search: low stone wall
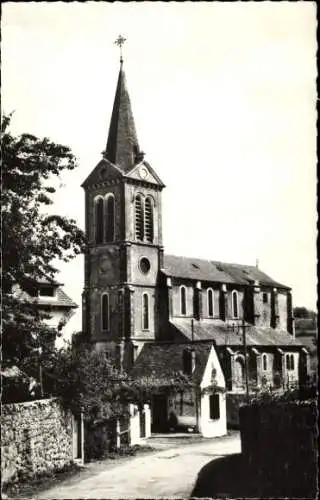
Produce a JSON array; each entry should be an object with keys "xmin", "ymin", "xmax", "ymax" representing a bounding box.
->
[
  {"xmin": 239, "ymin": 401, "xmax": 317, "ymax": 497},
  {"xmin": 1, "ymin": 398, "xmax": 74, "ymax": 485},
  {"xmin": 226, "ymin": 393, "xmax": 246, "ymax": 428}
]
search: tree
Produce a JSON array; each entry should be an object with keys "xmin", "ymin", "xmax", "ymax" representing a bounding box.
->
[
  {"xmin": 2, "ymin": 113, "xmax": 85, "ymax": 367},
  {"xmin": 42, "ymin": 344, "xmax": 125, "ymax": 420},
  {"xmin": 293, "ymin": 307, "xmax": 316, "ymax": 320}
]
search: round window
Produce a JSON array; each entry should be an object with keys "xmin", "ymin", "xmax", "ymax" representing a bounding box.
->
[{"xmin": 139, "ymin": 257, "xmax": 151, "ymax": 274}]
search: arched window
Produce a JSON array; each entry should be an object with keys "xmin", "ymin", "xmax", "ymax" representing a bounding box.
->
[
  {"xmin": 232, "ymin": 290, "xmax": 239, "ymax": 318},
  {"xmin": 105, "ymin": 195, "xmax": 115, "ymax": 242},
  {"xmin": 101, "ymin": 293, "xmax": 110, "ymax": 331},
  {"xmin": 135, "ymin": 195, "xmax": 144, "ymax": 241},
  {"xmin": 183, "ymin": 349, "xmax": 194, "ymax": 375},
  {"xmin": 262, "ymin": 354, "xmax": 267, "ymax": 371},
  {"xmin": 286, "ymin": 354, "xmax": 290, "ymax": 370},
  {"xmin": 142, "ymin": 293, "xmax": 149, "ymax": 330},
  {"xmin": 144, "ymin": 197, "xmax": 154, "ymax": 243},
  {"xmin": 290, "ymin": 354, "xmax": 295, "ymax": 371},
  {"xmin": 286, "ymin": 354, "xmax": 295, "ymax": 371},
  {"xmin": 95, "ymin": 197, "xmax": 104, "ymax": 244},
  {"xmin": 207, "ymin": 288, "xmax": 214, "ymax": 317},
  {"xmin": 234, "ymin": 356, "xmax": 245, "ymax": 388},
  {"xmin": 180, "ymin": 286, "xmax": 187, "ymax": 316}
]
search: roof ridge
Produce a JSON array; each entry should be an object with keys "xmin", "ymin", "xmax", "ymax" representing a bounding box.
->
[{"xmin": 164, "ymin": 253, "xmax": 254, "ymax": 268}]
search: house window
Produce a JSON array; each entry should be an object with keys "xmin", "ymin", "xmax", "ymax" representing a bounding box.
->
[
  {"xmin": 286, "ymin": 354, "xmax": 295, "ymax": 371},
  {"xmin": 182, "ymin": 349, "xmax": 194, "ymax": 375},
  {"xmin": 101, "ymin": 293, "xmax": 110, "ymax": 331},
  {"xmin": 262, "ymin": 354, "xmax": 268, "ymax": 371},
  {"xmin": 263, "ymin": 292, "xmax": 268, "ymax": 304},
  {"xmin": 142, "ymin": 293, "xmax": 149, "ymax": 330},
  {"xmin": 207, "ymin": 288, "xmax": 214, "ymax": 317},
  {"xmin": 232, "ymin": 290, "xmax": 239, "ymax": 318},
  {"xmin": 39, "ymin": 286, "xmax": 55, "ymax": 297},
  {"xmin": 209, "ymin": 394, "xmax": 220, "ymax": 420},
  {"xmin": 105, "ymin": 195, "xmax": 115, "ymax": 242},
  {"xmin": 135, "ymin": 195, "xmax": 144, "ymax": 241},
  {"xmin": 180, "ymin": 286, "xmax": 187, "ymax": 316},
  {"xmin": 144, "ymin": 197, "xmax": 154, "ymax": 243},
  {"xmin": 95, "ymin": 197, "xmax": 104, "ymax": 244}
]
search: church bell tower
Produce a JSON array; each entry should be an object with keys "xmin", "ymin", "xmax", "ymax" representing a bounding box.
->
[{"xmin": 81, "ymin": 36, "xmax": 165, "ymax": 370}]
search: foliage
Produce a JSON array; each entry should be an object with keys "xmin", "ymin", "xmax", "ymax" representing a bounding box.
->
[
  {"xmin": 122, "ymin": 370, "xmax": 195, "ymax": 407},
  {"xmin": 293, "ymin": 306, "xmax": 317, "ymax": 320},
  {"xmin": 2, "ymin": 113, "xmax": 85, "ymax": 366},
  {"xmin": 247, "ymin": 381, "xmax": 317, "ymax": 406},
  {"xmin": 201, "ymin": 383, "xmax": 226, "ymax": 396},
  {"xmin": 40, "ymin": 343, "xmax": 200, "ymax": 424},
  {"xmin": 41, "ymin": 344, "xmax": 127, "ymax": 422}
]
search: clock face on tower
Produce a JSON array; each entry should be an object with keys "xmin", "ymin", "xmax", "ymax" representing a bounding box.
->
[{"xmin": 139, "ymin": 166, "xmax": 149, "ymax": 180}]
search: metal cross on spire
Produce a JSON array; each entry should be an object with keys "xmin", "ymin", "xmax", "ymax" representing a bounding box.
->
[{"xmin": 114, "ymin": 34, "xmax": 127, "ymax": 64}]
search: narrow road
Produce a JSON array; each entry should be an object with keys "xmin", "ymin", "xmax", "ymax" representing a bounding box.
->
[{"xmin": 35, "ymin": 433, "xmax": 241, "ymax": 499}]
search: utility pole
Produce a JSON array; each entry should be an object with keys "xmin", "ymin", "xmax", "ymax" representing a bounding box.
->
[
  {"xmin": 242, "ymin": 317, "xmax": 250, "ymax": 402},
  {"xmin": 226, "ymin": 317, "xmax": 250, "ymax": 402}
]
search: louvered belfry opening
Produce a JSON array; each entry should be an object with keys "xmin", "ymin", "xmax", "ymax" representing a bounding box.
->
[
  {"xmin": 135, "ymin": 195, "xmax": 144, "ymax": 240},
  {"xmin": 144, "ymin": 197, "xmax": 154, "ymax": 243}
]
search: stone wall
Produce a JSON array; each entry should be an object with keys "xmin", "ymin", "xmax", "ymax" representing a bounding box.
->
[
  {"xmin": 1, "ymin": 398, "xmax": 74, "ymax": 485},
  {"xmin": 239, "ymin": 401, "xmax": 317, "ymax": 497},
  {"xmin": 226, "ymin": 393, "xmax": 246, "ymax": 428}
]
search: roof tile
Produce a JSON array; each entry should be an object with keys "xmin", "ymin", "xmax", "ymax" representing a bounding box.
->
[
  {"xmin": 170, "ymin": 318, "xmax": 302, "ymax": 347},
  {"xmin": 162, "ymin": 254, "xmax": 289, "ymax": 289},
  {"xmin": 131, "ymin": 342, "xmax": 212, "ymax": 385}
]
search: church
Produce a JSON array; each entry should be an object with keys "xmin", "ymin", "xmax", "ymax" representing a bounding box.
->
[{"xmin": 80, "ymin": 47, "xmax": 309, "ymax": 430}]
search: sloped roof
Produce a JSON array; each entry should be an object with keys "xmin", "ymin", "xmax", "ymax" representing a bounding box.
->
[
  {"xmin": 23, "ymin": 274, "xmax": 63, "ymax": 286},
  {"xmin": 81, "ymin": 158, "xmax": 124, "ymax": 189},
  {"xmin": 131, "ymin": 342, "xmax": 212, "ymax": 385},
  {"xmin": 162, "ymin": 254, "xmax": 289, "ymax": 289},
  {"xmin": 124, "ymin": 160, "xmax": 165, "ymax": 188},
  {"xmin": 104, "ymin": 63, "xmax": 141, "ymax": 173},
  {"xmin": 14, "ymin": 286, "xmax": 78, "ymax": 309},
  {"xmin": 170, "ymin": 318, "xmax": 302, "ymax": 347}
]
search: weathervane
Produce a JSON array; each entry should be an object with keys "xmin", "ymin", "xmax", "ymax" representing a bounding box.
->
[{"xmin": 114, "ymin": 34, "xmax": 127, "ymax": 64}]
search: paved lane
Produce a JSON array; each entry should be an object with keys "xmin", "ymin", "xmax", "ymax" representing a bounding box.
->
[{"xmin": 35, "ymin": 433, "xmax": 241, "ymax": 499}]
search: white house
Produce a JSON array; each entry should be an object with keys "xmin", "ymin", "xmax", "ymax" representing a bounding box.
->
[
  {"xmin": 13, "ymin": 277, "xmax": 78, "ymax": 348},
  {"xmin": 131, "ymin": 342, "xmax": 227, "ymax": 438}
]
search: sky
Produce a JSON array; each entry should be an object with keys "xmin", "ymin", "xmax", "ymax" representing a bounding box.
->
[{"xmin": 2, "ymin": 2, "xmax": 317, "ymax": 339}]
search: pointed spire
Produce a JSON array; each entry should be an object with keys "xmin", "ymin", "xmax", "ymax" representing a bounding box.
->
[{"xmin": 103, "ymin": 36, "xmax": 143, "ymax": 172}]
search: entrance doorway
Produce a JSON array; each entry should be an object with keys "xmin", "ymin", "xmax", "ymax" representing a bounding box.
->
[{"xmin": 152, "ymin": 395, "xmax": 168, "ymax": 432}]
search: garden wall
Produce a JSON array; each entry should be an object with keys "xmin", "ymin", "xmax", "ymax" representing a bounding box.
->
[
  {"xmin": 1, "ymin": 398, "xmax": 76, "ymax": 485},
  {"xmin": 239, "ymin": 401, "xmax": 317, "ymax": 497},
  {"xmin": 226, "ymin": 393, "xmax": 246, "ymax": 428}
]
